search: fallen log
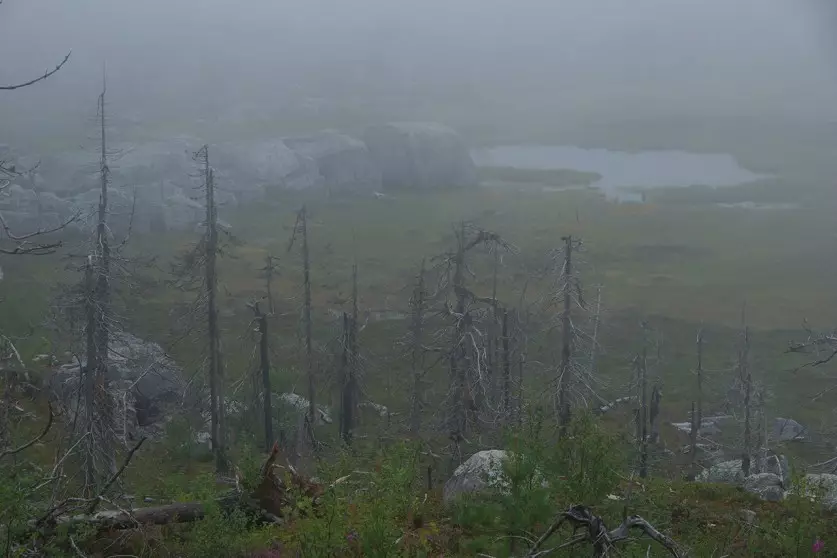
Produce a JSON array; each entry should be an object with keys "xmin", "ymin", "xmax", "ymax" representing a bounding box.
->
[
  {"xmin": 42, "ymin": 442, "xmax": 312, "ymax": 532},
  {"xmin": 57, "ymin": 502, "xmax": 208, "ymax": 530}
]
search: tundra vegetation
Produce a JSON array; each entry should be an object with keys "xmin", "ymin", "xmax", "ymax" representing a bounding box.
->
[{"xmin": 4, "ymin": 2, "xmax": 837, "ymax": 557}]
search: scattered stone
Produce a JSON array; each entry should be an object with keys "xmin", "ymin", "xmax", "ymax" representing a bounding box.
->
[
  {"xmin": 443, "ymin": 450, "xmax": 509, "ymax": 503},
  {"xmin": 738, "ymin": 509, "xmax": 757, "ymax": 525}
]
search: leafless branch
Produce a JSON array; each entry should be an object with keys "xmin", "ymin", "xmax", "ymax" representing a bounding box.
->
[
  {"xmin": 0, "ymin": 403, "xmax": 53, "ymax": 461},
  {"xmin": 0, "ymin": 51, "xmax": 72, "ymax": 91},
  {"xmin": 520, "ymin": 505, "xmax": 687, "ymax": 558}
]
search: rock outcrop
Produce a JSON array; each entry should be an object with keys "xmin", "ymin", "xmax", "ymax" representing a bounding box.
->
[
  {"xmin": 363, "ymin": 122, "xmax": 478, "ymax": 190},
  {"xmin": 213, "ymin": 140, "xmax": 323, "ymax": 195},
  {"xmin": 285, "ymin": 131, "xmax": 380, "ymax": 193},
  {"xmin": 5, "ymin": 123, "xmax": 476, "ymax": 233}
]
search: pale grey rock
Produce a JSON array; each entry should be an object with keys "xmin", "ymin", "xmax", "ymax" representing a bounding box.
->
[
  {"xmin": 363, "ymin": 122, "xmax": 478, "ymax": 190},
  {"xmin": 46, "ymin": 332, "xmax": 185, "ymax": 439},
  {"xmin": 773, "ymin": 417, "xmax": 806, "ymax": 442},
  {"xmin": 214, "ymin": 140, "xmax": 323, "ymax": 192},
  {"xmin": 443, "ymin": 450, "xmax": 509, "ymax": 503},
  {"xmin": 696, "ymin": 460, "xmax": 747, "ymax": 485},
  {"xmin": 743, "ymin": 473, "xmax": 784, "ymax": 502},
  {"xmin": 285, "ymin": 131, "xmax": 381, "ymax": 192},
  {"xmin": 797, "ymin": 474, "xmax": 837, "ymax": 510}
]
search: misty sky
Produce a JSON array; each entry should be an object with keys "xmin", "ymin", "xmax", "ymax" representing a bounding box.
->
[{"xmin": 2, "ymin": 0, "xmax": 837, "ymax": 148}]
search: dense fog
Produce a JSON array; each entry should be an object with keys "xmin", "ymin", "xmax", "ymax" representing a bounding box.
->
[{"xmin": 3, "ymin": 0, "xmax": 837, "ymax": 148}]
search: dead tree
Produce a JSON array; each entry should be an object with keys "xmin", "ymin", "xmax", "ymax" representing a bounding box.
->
[
  {"xmin": 431, "ymin": 224, "xmax": 514, "ymax": 453},
  {"xmin": 249, "ymin": 301, "xmax": 273, "ymax": 452},
  {"xmin": 501, "ymin": 309, "xmax": 512, "ymax": 421},
  {"xmin": 195, "ymin": 145, "xmax": 227, "ymax": 473},
  {"xmin": 78, "ymin": 84, "xmax": 117, "ymax": 495},
  {"xmin": 261, "ymin": 254, "xmax": 279, "ymax": 315},
  {"xmin": 636, "ymin": 323, "xmax": 650, "ymax": 478},
  {"xmin": 339, "ymin": 264, "xmax": 359, "ymax": 445},
  {"xmin": 588, "ymin": 285, "xmax": 603, "ymax": 378},
  {"xmin": 408, "ymin": 259, "xmax": 427, "ymax": 435},
  {"xmin": 550, "ymin": 235, "xmax": 585, "ymax": 427},
  {"xmin": 739, "ymin": 320, "xmax": 752, "ymax": 476},
  {"xmin": 690, "ymin": 329, "xmax": 704, "ymax": 468},
  {"xmin": 650, "ymin": 384, "xmax": 661, "ymax": 444},
  {"xmin": 287, "ymin": 206, "xmax": 315, "ymax": 426}
]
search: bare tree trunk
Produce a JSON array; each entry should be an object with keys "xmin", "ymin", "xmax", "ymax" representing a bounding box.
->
[
  {"xmin": 517, "ymin": 310, "xmax": 528, "ymax": 427},
  {"xmin": 690, "ymin": 329, "xmax": 704, "ymax": 468},
  {"xmin": 638, "ymin": 326, "xmax": 649, "ymax": 479},
  {"xmin": 202, "ymin": 147, "xmax": 226, "ymax": 474},
  {"xmin": 264, "ymin": 255, "xmax": 277, "ymax": 316},
  {"xmin": 301, "ymin": 206, "xmax": 315, "ymax": 427},
  {"xmin": 740, "ymin": 324, "xmax": 752, "ymax": 477},
  {"xmin": 649, "ymin": 384, "xmax": 661, "ymax": 444},
  {"xmin": 339, "ymin": 264, "xmax": 359, "ymax": 445},
  {"xmin": 589, "ymin": 285, "xmax": 602, "ymax": 376},
  {"xmin": 558, "ymin": 235, "xmax": 573, "ymax": 427},
  {"xmin": 409, "ymin": 260, "xmax": 426, "ymax": 435},
  {"xmin": 450, "ymin": 224, "xmax": 467, "ymax": 442},
  {"xmin": 86, "ymin": 86, "xmax": 115, "ymax": 490},
  {"xmin": 501, "ymin": 309, "xmax": 511, "ymax": 421},
  {"xmin": 255, "ymin": 303, "xmax": 272, "ymax": 452},
  {"xmin": 489, "ymin": 246, "xmax": 499, "ymax": 407},
  {"xmin": 83, "ymin": 255, "xmax": 97, "ymax": 496}
]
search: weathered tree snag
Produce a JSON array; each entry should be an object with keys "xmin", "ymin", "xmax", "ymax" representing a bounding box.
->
[
  {"xmin": 249, "ymin": 301, "xmax": 273, "ymax": 452},
  {"xmin": 557, "ymin": 235, "xmax": 574, "ymax": 428},
  {"xmin": 740, "ymin": 322, "xmax": 752, "ymax": 477},
  {"xmin": 690, "ymin": 329, "xmax": 704, "ymax": 469},
  {"xmin": 637, "ymin": 323, "xmax": 650, "ymax": 479},
  {"xmin": 501, "ymin": 309, "xmax": 511, "ymax": 420},
  {"xmin": 93, "ymin": 84, "xmax": 115, "ymax": 483},
  {"xmin": 199, "ymin": 145, "xmax": 227, "ymax": 474},
  {"xmin": 650, "ymin": 384, "xmax": 661, "ymax": 444},
  {"xmin": 408, "ymin": 260, "xmax": 426, "ymax": 435}
]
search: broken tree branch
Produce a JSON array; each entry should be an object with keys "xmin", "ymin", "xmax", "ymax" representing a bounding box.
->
[
  {"xmin": 0, "ymin": 51, "xmax": 72, "ymax": 91},
  {"xmin": 0, "ymin": 403, "xmax": 53, "ymax": 461},
  {"xmin": 521, "ymin": 505, "xmax": 687, "ymax": 558}
]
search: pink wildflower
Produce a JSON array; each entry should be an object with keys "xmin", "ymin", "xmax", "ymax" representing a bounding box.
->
[{"xmin": 812, "ymin": 539, "xmax": 825, "ymax": 553}]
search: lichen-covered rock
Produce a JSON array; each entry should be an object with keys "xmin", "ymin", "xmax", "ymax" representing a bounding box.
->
[
  {"xmin": 743, "ymin": 473, "xmax": 784, "ymax": 502},
  {"xmin": 696, "ymin": 460, "xmax": 747, "ymax": 485},
  {"xmin": 773, "ymin": 417, "xmax": 806, "ymax": 442},
  {"xmin": 797, "ymin": 474, "xmax": 837, "ymax": 510},
  {"xmin": 214, "ymin": 140, "xmax": 323, "ymax": 192},
  {"xmin": 45, "ymin": 332, "xmax": 185, "ymax": 439},
  {"xmin": 443, "ymin": 450, "xmax": 508, "ymax": 503},
  {"xmin": 285, "ymin": 131, "xmax": 381, "ymax": 192},
  {"xmin": 363, "ymin": 122, "xmax": 478, "ymax": 190},
  {"xmin": 275, "ymin": 392, "xmax": 332, "ymax": 424}
]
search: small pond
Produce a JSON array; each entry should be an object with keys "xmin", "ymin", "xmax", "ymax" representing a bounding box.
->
[{"xmin": 471, "ymin": 145, "xmax": 767, "ymax": 202}]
